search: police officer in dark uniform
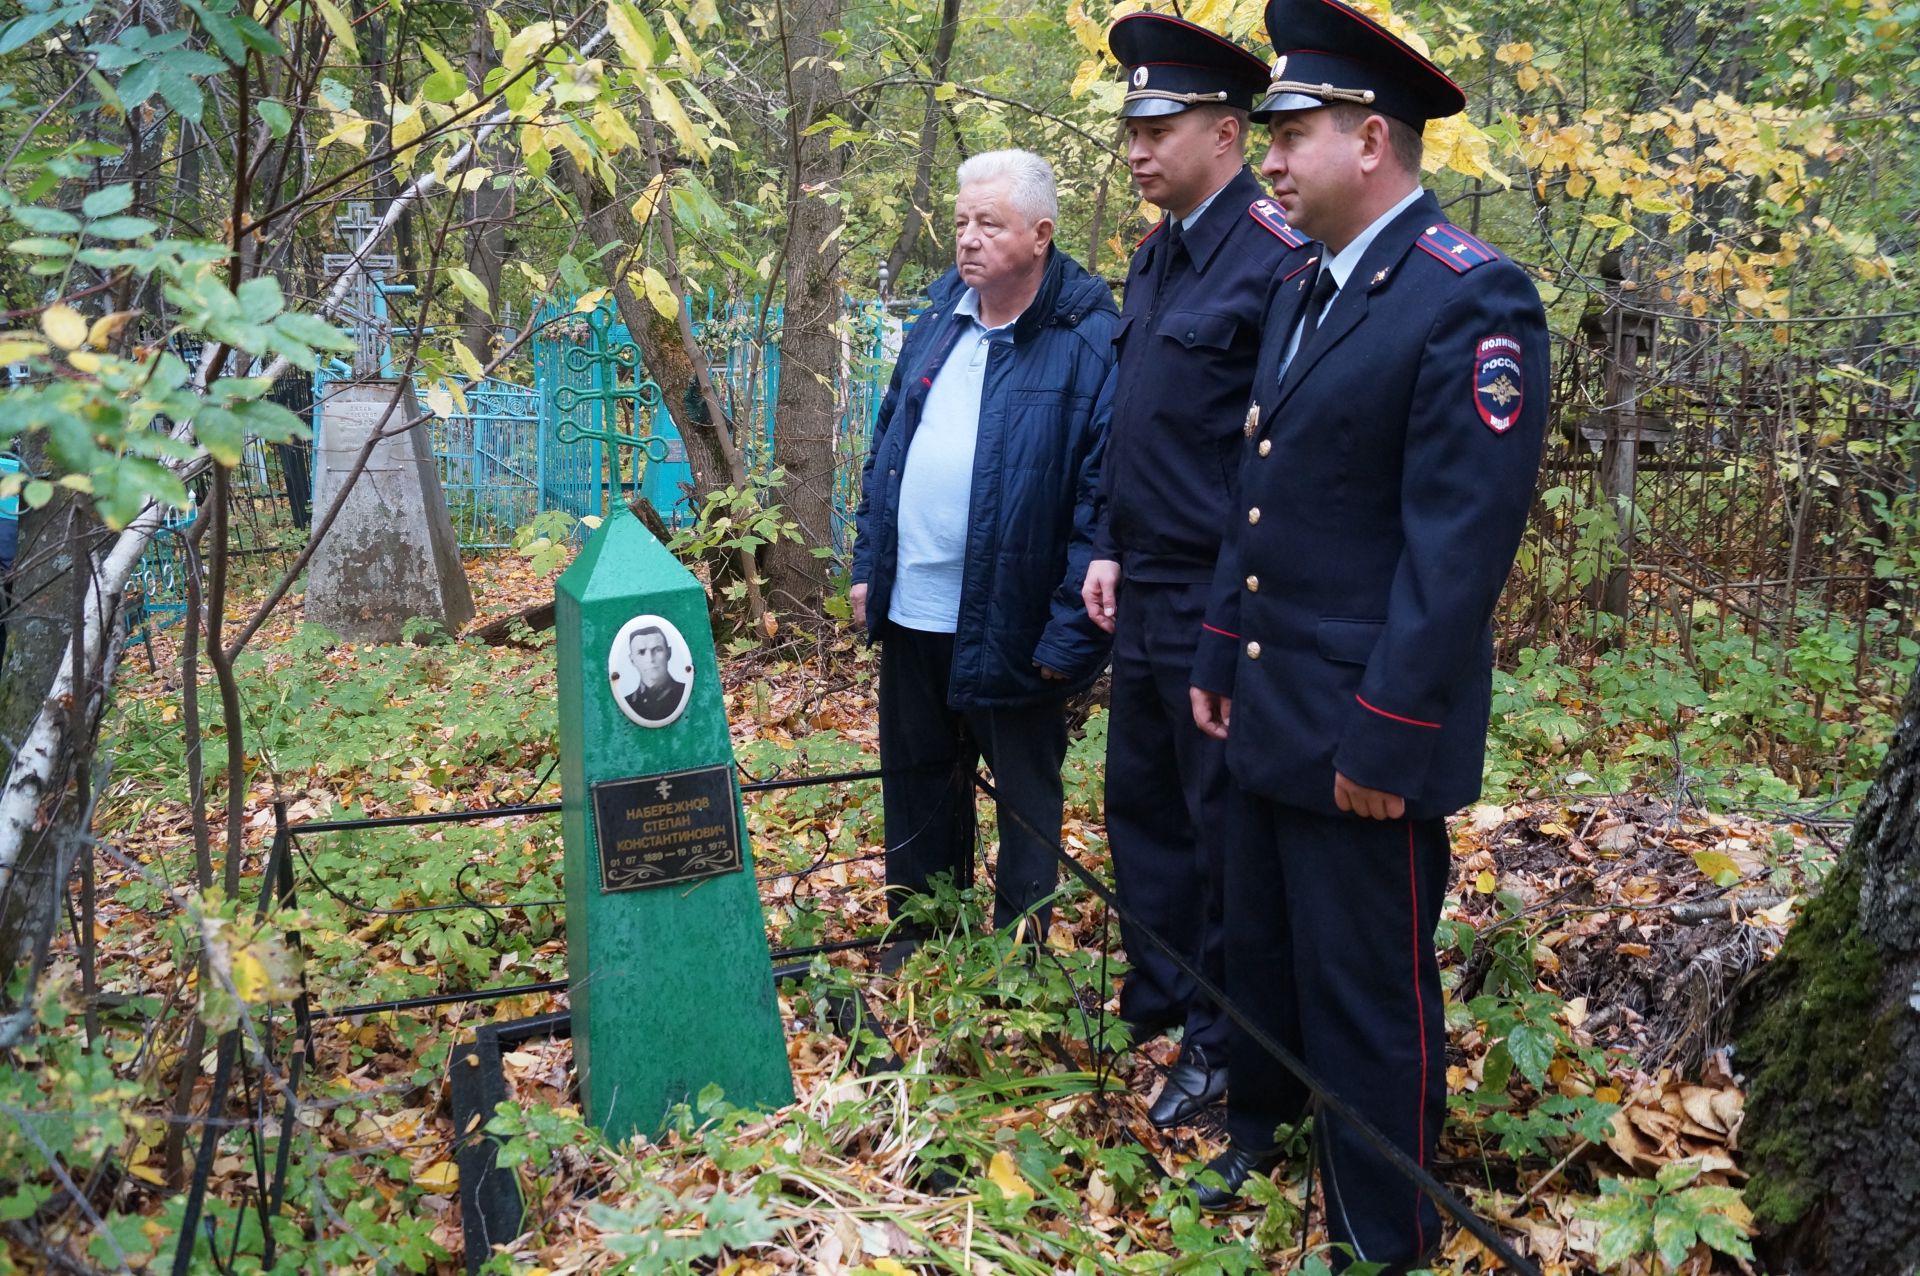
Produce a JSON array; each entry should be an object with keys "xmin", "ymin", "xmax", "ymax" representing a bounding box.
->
[
  {"xmin": 1081, "ymin": 12, "xmax": 1315, "ymax": 1129},
  {"xmin": 1185, "ymin": 0, "xmax": 1549, "ymax": 1266}
]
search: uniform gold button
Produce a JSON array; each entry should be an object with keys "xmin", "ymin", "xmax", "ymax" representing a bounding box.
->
[
  {"xmin": 1246, "ymin": 641, "xmax": 1262, "ymax": 659},
  {"xmin": 1258, "ymin": 439, "xmax": 1271, "ymax": 457},
  {"xmin": 1247, "ymin": 507, "xmax": 1261, "ymax": 525},
  {"xmin": 1246, "ymin": 575, "xmax": 1260, "ymax": 592}
]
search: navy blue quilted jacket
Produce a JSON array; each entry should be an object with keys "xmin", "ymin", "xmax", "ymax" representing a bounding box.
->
[{"xmin": 852, "ymin": 249, "xmax": 1118, "ymax": 707}]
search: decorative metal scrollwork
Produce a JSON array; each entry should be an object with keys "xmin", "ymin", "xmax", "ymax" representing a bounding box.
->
[{"xmin": 548, "ymin": 307, "xmax": 671, "ymax": 460}]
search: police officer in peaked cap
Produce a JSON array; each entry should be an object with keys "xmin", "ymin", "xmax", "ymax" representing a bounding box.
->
[
  {"xmin": 1185, "ymin": 0, "xmax": 1550, "ymax": 1264},
  {"xmin": 1081, "ymin": 11, "xmax": 1316, "ymax": 1130}
]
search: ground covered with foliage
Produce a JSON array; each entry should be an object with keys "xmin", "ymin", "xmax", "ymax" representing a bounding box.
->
[{"xmin": 3, "ymin": 545, "xmax": 1894, "ymax": 1275}]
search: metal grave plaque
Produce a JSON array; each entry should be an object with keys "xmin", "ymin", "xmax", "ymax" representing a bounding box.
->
[{"xmin": 590, "ymin": 764, "xmax": 741, "ymax": 892}]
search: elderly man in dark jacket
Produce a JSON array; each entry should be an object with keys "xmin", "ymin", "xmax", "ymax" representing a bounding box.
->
[{"xmin": 852, "ymin": 148, "xmax": 1117, "ymax": 943}]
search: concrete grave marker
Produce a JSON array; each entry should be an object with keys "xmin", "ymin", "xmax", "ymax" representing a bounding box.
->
[
  {"xmin": 305, "ymin": 379, "xmax": 475, "ymax": 642},
  {"xmin": 556, "ymin": 508, "xmax": 793, "ymax": 1141}
]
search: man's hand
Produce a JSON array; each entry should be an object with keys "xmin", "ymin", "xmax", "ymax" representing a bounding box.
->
[
  {"xmin": 1035, "ymin": 662, "xmax": 1067, "ymax": 681},
  {"xmin": 1334, "ymin": 772, "xmax": 1405, "ymax": 820},
  {"xmin": 1190, "ymin": 688, "xmax": 1231, "ymax": 740},
  {"xmin": 851, "ymin": 582, "xmax": 868, "ymax": 629},
  {"xmin": 1082, "ymin": 559, "xmax": 1121, "ymax": 634}
]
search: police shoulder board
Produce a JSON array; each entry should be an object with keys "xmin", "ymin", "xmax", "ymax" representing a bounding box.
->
[
  {"xmin": 1248, "ymin": 199, "xmax": 1309, "ymax": 248},
  {"xmin": 1416, "ymin": 222, "xmax": 1501, "ymax": 274}
]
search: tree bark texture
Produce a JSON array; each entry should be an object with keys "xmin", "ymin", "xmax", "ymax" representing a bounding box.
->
[
  {"xmin": 764, "ymin": 0, "xmax": 847, "ymax": 617},
  {"xmin": 0, "ymin": 484, "xmax": 94, "ymax": 1002},
  {"xmin": 1733, "ymin": 657, "xmax": 1920, "ymax": 1275},
  {"xmin": 883, "ymin": 0, "xmax": 963, "ymax": 288},
  {"xmin": 461, "ymin": 24, "xmax": 513, "ymax": 361}
]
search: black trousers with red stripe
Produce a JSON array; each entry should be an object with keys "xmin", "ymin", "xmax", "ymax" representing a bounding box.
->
[{"xmin": 1224, "ymin": 795, "xmax": 1450, "ymax": 1272}]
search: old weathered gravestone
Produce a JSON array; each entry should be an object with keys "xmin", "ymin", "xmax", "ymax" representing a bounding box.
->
[
  {"xmin": 305, "ymin": 201, "xmax": 474, "ymax": 641},
  {"xmin": 305, "ymin": 378, "xmax": 475, "ymax": 641},
  {"xmin": 556, "ymin": 507, "xmax": 793, "ymax": 1141}
]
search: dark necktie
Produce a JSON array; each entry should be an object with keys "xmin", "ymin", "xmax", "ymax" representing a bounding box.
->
[
  {"xmin": 1279, "ymin": 268, "xmax": 1341, "ymax": 388},
  {"xmin": 1300, "ymin": 268, "xmax": 1339, "ymax": 345}
]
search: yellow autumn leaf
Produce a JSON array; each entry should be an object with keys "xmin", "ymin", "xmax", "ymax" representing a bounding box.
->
[
  {"xmin": 503, "ymin": 22, "xmax": 556, "ymax": 74},
  {"xmin": 1537, "ymin": 821, "xmax": 1574, "ymax": 839},
  {"xmin": 630, "ymin": 171, "xmax": 667, "ymax": 226},
  {"xmin": 546, "ymin": 121, "xmax": 592, "ymax": 171},
  {"xmin": 390, "ymin": 99, "xmax": 424, "ymax": 166},
  {"xmin": 67, "ymin": 350, "xmax": 104, "ymax": 374},
  {"xmin": 594, "ymin": 101, "xmax": 640, "ymax": 153},
  {"xmin": 573, "ymin": 288, "xmax": 611, "ymax": 314},
  {"xmin": 686, "ymin": 0, "xmax": 721, "ymax": 33},
  {"xmin": 230, "ymin": 948, "xmax": 271, "ymax": 1002},
  {"xmin": 638, "ymin": 267, "xmax": 677, "ymax": 319},
  {"xmin": 607, "ymin": 0, "xmax": 654, "ymax": 72},
  {"xmin": 1069, "ymin": 58, "xmax": 1104, "ymax": 99},
  {"xmin": 415, "ymin": 1160, "xmax": 460, "ymax": 1192},
  {"xmin": 1474, "ymin": 870, "xmax": 1497, "ymax": 894},
  {"xmin": 42, "ymin": 303, "xmax": 87, "ymax": 351},
  {"xmin": 451, "ymin": 339, "xmax": 487, "ymax": 381},
  {"xmin": 1183, "ymin": 0, "xmax": 1234, "ymax": 32},
  {"xmin": 1692, "ymin": 850, "xmax": 1742, "ymax": 886},
  {"xmin": 1495, "ymin": 40, "xmax": 1535, "ymax": 64},
  {"xmin": 424, "ymin": 381, "xmax": 456, "ymax": 419},
  {"xmin": 648, "ymin": 80, "xmax": 711, "ymax": 162},
  {"xmin": 127, "ymin": 1163, "xmax": 167, "ymax": 1186},
  {"xmin": 1065, "ymin": 4, "xmax": 1106, "ymax": 56},
  {"xmin": 870, "ymin": 1263, "xmax": 911, "ymax": 1276},
  {"xmin": 317, "ymin": 111, "xmax": 372, "ymax": 152},
  {"xmin": 311, "ymin": 0, "xmax": 359, "ymax": 57},
  {"xmin": 87, "ymin": 309, "xmax": 136, "ymax": 349},
  {"xmin": 985, "ymin": 1149, "xmax": 1032, "ymax": 1201},
  {"xmin": 0, "ymin": 338, "xmax": 49, "ymax": 363},
  {"xmin": 658, "ymin": 9, "xmax": 702, "ymax": 74}
]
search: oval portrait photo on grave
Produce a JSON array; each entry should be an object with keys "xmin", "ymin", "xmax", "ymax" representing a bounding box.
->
[{"xmin": 609, "ymin": 614, "xmax": 694, "ymax": 728}]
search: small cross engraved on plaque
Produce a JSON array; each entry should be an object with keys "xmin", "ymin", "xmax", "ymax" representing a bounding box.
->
[{"xmin": 655, "ymin": 779, "xmax": 674, "ymax": 800}]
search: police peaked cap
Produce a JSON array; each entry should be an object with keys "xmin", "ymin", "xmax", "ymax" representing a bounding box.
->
[
  {"xmin": 1110, "ymin": 12, "xmax": 1273, "ymax": 118},
  {"xmin": 1254, "ymin": 0, "xmax": 1466, "ymax": 126}
]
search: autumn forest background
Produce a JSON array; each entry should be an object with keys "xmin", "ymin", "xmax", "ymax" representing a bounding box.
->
[{"xmin": 0, "ymin": 0, "xmax": 1916, "ymax": 1272}]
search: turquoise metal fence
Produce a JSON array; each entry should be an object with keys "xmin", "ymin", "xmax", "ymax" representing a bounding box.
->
[
  {"xmin": 304, "ymin": 292, "xmax": 899, "ymax": 554},
  {"xmin": 532, "ymin": 293, "xmax": 896, "ymax": 550}
]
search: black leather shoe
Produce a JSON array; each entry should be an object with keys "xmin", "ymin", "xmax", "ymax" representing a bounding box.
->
[
  {"xmin": 1148, "ymin": 1049, "xmax": 1228, "ymax": 1128},
  {"xmin": 1192, "ymin": 1144, "xmax": 1281, "ymax": 1212}
]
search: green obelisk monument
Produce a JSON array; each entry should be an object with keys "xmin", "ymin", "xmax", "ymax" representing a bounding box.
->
[{"xmin": 556, "ymin": 508, "xmax": 793, "ymax": 1140}]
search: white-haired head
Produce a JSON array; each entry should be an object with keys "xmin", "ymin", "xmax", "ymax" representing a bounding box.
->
[{"xmin": 955, "ymin": 149, "xmax": 1059, "ymax": 228}]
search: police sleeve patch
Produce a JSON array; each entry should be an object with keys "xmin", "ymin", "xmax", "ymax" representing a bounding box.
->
[
  {"xmin": 1249, "ymin": 199, "xmax": 1309, "ymax": 248},
  {"xmin": 1474, "ymin": 335, "xmax": 1524, "ymax": 433}
]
